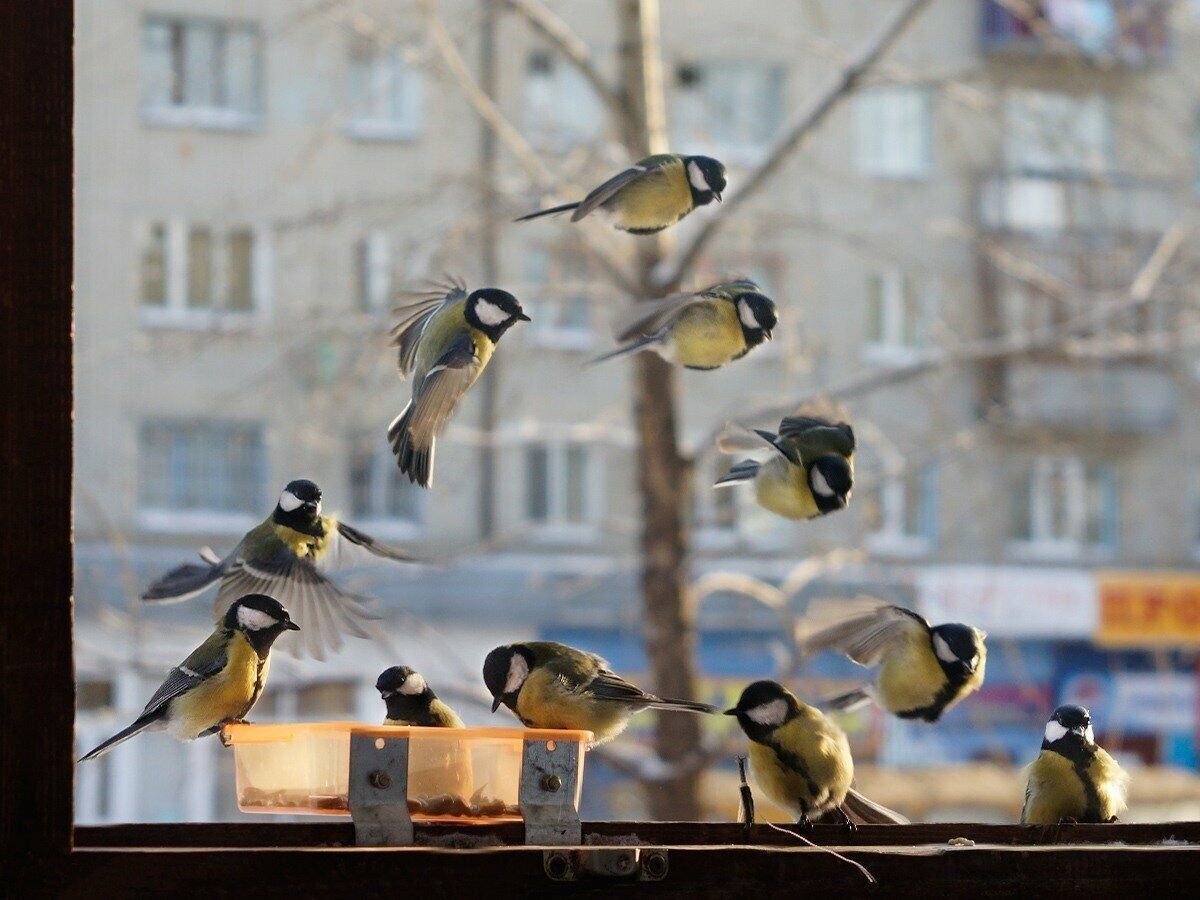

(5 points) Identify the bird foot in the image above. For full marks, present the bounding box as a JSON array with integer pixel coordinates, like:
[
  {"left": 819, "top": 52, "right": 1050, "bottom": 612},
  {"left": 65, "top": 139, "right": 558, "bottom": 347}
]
[
  {"left": 1058, "top": 816, "right": 1079, "bottom": 826},
  {"left": 795, "top": 814, "right": 814, "bottom": 832},
  {"left": 835, "top": 806, "right": 857, "bottom": 833},
  {"left": 1105, "top": 816, "right": 1119, "bottom": 824}
]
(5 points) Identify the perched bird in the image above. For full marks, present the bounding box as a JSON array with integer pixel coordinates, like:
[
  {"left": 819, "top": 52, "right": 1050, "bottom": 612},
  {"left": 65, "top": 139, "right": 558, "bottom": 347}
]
[
  {"left": 1022, "top": 705, "right": 1129, "bottom": 825},
  {"left": 142, "top": 479, "right": 416, "bottom": 660},
  {"left": 796, "top": 597, "right": 987, "bottom": 723},
  {"left": 80, "top": 594, "right": 299, "bottom": 761},
  {"left": 482, "top": 641, "right": 716, "bottom": 744},
  {"left": 515, "top": 154, "right": 726, "bottom": 234},
  {"left": 388, "top": 281, "right": 529, "bottom": 487},
  {"left": 589, "top": 280, "right": 777, "bottom": 370},
  {"left": 376, "top": 665, "right": 464, "bottom": 728},
  {"left": 724, "top": 680, "right": 855, "bottom": 826},
  {"left": 715, "top": 406, "right": 856, "bottom": 520}
]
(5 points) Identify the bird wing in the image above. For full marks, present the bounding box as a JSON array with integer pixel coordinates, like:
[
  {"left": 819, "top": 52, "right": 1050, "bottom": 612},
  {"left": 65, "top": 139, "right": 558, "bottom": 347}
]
[
  {"left": 389, "top": 280, "right": 468, "bottom": 377},
  {"left": 403, "top": 335, "right": 481, "bottom": 447},
  {"left": 324, "top": 520, "right": 421, "bottom": 567},
  {"left": 612, "top": 287, "right": 725, "bottom": 343},
  {"left": 570, "top": 158, "right": 671, "bottom": 222},
  {"left": 141, "top": 547, "right": 235, "bottom": 604},
  {"left": 794, "top": 596, "right": 930, "bottom": 666},
  {"left": 777, "top": 415, "right": 855, "bottom": 462},
  {"left": 139, "top": 630, "right": 230, "bottom": 718},
  {"left": 583, "top": 669, "right": 658, "bottom": 706}
]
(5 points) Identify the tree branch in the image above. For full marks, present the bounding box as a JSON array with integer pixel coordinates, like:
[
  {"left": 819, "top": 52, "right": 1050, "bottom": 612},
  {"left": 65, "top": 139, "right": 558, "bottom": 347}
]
[{"left": 656, "top": 0, "right": 935, "bottom": 292}]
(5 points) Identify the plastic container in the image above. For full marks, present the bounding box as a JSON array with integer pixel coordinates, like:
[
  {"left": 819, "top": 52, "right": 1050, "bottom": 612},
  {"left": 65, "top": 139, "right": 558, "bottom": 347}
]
[{"left": 224, "top": 722, "right": 590, "bottom": 823}]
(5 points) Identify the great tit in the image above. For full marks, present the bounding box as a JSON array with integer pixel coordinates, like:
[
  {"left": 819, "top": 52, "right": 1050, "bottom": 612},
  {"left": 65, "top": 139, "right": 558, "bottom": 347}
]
[
  {"left": 482, "top": 641, "right": 716, "bottom": 744},
  {"left": 589, "top": 280, "right": 777, "bottom": 370},
  {"left": 388, "top": 281, "right": 529, "bottom": 487},
  {"left": 80, "top": 594, "right": 299, "bottom": 761},
  {"left": 515, "top": 154, "right": 727, "bottom": 234},
  {"left": 715, "top": 407, "right": 855, "bottom": 520},
  {"left": 1022, "top": 705, "right": 1129, "bottom": 825},
  {"left": 142, "top": 479, "right": 416, "bottom": 661},
  {"left": 796, "top": 597, "right": 987, "bottom": 723},
  {"left": 376, "top": 665, "right": 465, "bottom": 728},
  {"left": 725, "top": 680, "right": 855, "bottom": 826}
]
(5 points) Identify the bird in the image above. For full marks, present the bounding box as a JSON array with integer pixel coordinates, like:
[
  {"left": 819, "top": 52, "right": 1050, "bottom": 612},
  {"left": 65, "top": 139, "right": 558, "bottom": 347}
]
[
  {"left": 387, "top": 280, "right": 529, "bottom": 487},
  {"left": 1022, "top": 705, "right": 1129, "bottom": 825},
  {"left": 482, "top": 641, "right": 716, "bottom": 744},
  {"left": 141, "top": 479, "right": 417, "bottom": 661},
  {"left": 715, "top": 404, "right": 855, "bottom": 520},
  {"left": 795, "top": 596, "right": 987, "bottom": 723},
  {"left": 588, "top": 279, "right": 777, "bottom": 370},
  {"left": 376, "top": 665, "right": 464, "bottom": 728},
  {"left": 79, "top": 594, "right": 299, "bottom": 761},
  {"left": 515, "top": 154, "right": 727, "bottom": 234},
  {"left": 724, "top": 680, "right": 856, "bottom": 827}
]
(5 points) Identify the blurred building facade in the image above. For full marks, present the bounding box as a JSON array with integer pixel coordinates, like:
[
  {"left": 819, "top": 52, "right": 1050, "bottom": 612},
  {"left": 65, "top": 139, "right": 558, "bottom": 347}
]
[{"left": 75, "top": 0, "right": 1200, "bottom": 823}]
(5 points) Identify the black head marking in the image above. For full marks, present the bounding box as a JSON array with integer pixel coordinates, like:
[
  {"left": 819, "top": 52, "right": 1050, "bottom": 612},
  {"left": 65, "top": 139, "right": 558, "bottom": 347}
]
[
  {"left": 930, "top": 623, "right": 984, "bottom": 678},
  {"left": 736, "top": 292, "right": 778, "bottom": 348},
  {"left": 465, "top": 288, "right": 530, "bottom": 342},
  {"left": 273, "top": 479, "right": 324, "bottom": 535},
  {"left": 808, "top": 455, "right": 853, "bottom": 514},
  {"left": 724, "top": 679, "right": 798, "bottom": 743},
  {"left": 225, "top": 593, "right": 300, "bottom": 656},
  {"left": 684, "top": 155, "right": 727, "bottom": 206}
]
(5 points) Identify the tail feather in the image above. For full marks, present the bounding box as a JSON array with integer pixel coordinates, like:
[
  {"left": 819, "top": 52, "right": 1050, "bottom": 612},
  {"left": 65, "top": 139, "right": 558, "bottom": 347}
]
[
  {"left": 821, "top": 687, "right": 874, "bottom": 713},
  {"left": 79, "top": 713, "right": 161, "bottom": 762},
  {"left": 514, "top": 201, "right": 580, "bottom": 223},
  {"left": 585, "top": 333, "right": 662, "bottom": 367},
  {"left": 388, "top": 404, "right": 435, "bottom": 488},
  {"left": 841, "top": 787, "right": 909, "bottom": 825},
  {"left": 647, "top": 697, "right": 718, "bottom": 715},
  {"left": 714, "top": 458, "right": 760, "bottom": 487}
]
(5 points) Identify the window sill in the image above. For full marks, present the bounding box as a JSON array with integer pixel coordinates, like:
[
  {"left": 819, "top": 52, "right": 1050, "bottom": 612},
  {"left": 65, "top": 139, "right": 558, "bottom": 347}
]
[
  {"left": 345, "top": 120, "right": 422, "bottom": 143},
  {"left": 865, "top": 532, "right": 932, "bottom": 558},
  {"left": 140, "top": 308, "right": 264, "bottom": 332},
  {"left": 141, "top": 107, "right": 263, "bottom": 133},
  {"left": 1006, "top": 540, "right": 1115, "bottom": 564},
  {"left": 525, "top": 523, "right": 602, "bottom": 546},
  {"left": 136, "top": 509, "right": 258, "bottom": 537}
]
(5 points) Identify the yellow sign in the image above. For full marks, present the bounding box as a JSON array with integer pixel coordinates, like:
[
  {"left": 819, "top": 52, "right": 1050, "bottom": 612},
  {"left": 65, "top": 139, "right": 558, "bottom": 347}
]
[{"left": 1096, "top": 572, "right": 1200, "bottom": 646}]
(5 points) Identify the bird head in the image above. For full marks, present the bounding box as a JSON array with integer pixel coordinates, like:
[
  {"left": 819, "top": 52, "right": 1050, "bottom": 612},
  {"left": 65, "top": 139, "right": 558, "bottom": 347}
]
[
  {"left": 465, "top": 288, "right": 530, "bottom": 340},
  {"left": 736, "top": 291, "right": 778, "bottom": 346},
  {"left": 808, "top": 455, "right": 853, "bottom": 514},
  {"left": 685, "top": 155, "right": 727, "bottom": 205},
  {"left": 376, "top": 665, "right": 428, "bottom": 700},
  {"left": 724, "top": 679, "right": 798, "bottom": 740},
  {"left": 1044, "top": 704, "right": 1095, "bottom": 750},
  {"left": 930, "top": 623, "right": 986, "bottom": 677},
  {"left": 225, "top": 593, "right": 300, "bottom": 654},
  {"left": 483, "top": 644, "right": 533, "bottom": 714},
  {"left": 274, "top": 479, "right": 323, "bottom": 531}
]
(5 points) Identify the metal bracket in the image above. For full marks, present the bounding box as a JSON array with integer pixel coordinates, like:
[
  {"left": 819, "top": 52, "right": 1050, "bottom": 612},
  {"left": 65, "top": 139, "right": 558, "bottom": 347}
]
[
  {"left": 348, "top": 733, "right": 413, "bottom": 846},
  {"left": 519, "top": 737, "right": 582, "bottom": 846},
  {"left": 543, "top": 848, "right": 669, "bottom": 882}
]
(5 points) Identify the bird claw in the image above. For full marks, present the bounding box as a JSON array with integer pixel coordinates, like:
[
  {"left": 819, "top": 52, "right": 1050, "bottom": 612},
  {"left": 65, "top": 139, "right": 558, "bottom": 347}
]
[
  {"left": 1058, "top": 816, "right": 1079, "bottom": 826},
  {"left": 795, "top": 814, "right": 813, "bottom": 831}
]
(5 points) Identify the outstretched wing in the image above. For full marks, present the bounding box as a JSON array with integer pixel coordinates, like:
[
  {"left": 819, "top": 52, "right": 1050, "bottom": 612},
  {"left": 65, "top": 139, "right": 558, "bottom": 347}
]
[
  {"left": 794, "top": 596, "right": 930, "bottom": 666},
  {"left": 571, "top": 156, "right": 674, "bottom": 222},
  {"left": 390, "top": 279, "right": 467, "bottom": 377},
  {"left": 330, "top": 521, "right": 419, "bottom": 565},
  {"left": 612, "top": 284, "right": 730, "bottom": 343},
  {"left": 139, "top": 630, "right": 230, "bottom": 718}
]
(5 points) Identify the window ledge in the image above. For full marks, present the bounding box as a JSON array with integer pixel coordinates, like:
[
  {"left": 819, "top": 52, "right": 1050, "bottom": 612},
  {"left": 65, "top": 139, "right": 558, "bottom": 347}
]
[
  {"left": 141, "top": 106, "right": 263, "bottom": 133},
  {"left": 865, "top": 532, "right": 932, "bottom": 558},
  {"left": 525, "top": 523, "right": 602, "bottom": 545},
  {"left": 861, "top": 343, "right": 928, "bottom": 368},
  {"left": 345, "top": 119, "right": 422, "bottom": 143},
  {"left": 137, "top": 509, "right": 258, "bottom": 537},
  {"left": 141, "top": 307, "right": 264, "bottom": 332},
  {"left": 1006, "top": 540, "right": 1115, "bottom": 564}
]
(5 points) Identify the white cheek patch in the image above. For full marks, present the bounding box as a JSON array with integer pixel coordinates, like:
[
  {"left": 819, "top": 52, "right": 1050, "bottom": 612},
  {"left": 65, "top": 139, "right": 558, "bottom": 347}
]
[
  {"left": 687, "top": 160, "right": 708, "bottom": 192},
  {"left": 278, "top": 490, "right": 302, "bottom": 512},
  {"left": 237, "top": 605, "right": 279, "bottom": 631},
  {"left": 810, "top": 468, "right": 835, "bottom": 498},
  {"left": 1083, "top": 724, "right": 1095, "bottom": 744},
  {"left": 746, "top": 698, "right": 788, "bottom": 726},
  {"left": 738, "top": 299, "right": 759, "bottom": 329},
  {"left": 933, "top": 633, "right": 957, "bottom": 664},
  {"left": 475, "top": 299, "right": 509, "bottom": 327},
  {"left": 400, "top": 673, "right": 427, "bottom": 696},
  {"left": 1044, "top": 720, "right": 1068, "bottom": 743},
  {"left": 503, "top": 654, "right": 529, "bottom": 695}
]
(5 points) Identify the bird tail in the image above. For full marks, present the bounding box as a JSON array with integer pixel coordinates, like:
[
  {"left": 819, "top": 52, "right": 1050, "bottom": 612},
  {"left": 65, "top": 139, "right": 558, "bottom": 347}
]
[
  {"left": 647, "top": 697, "right": 718, "bottom": 715},
  {"left": 79, "top": 713, "right": 160, "bottom": 762},
  {"left": 388, "top": 403, "right": 435, "bottom": 488},
  {"left": 585, "top": 333, "right": 661, "bottom": 367},
  {"left": 714, "top": 458, "right": 760, "bottom": 487},
  {"left": 716, "top": 422, "right": 777, "bottom": 454},
  {"left": 514, "top": 201, "right": 580, "bottom": 223},
  {"left": 141, "top": 551, "right": 223, "bottom": 604},
  {"left": 841, "top": 787, "right": 910, "bottom": 825},
  {"left": 821, "top": 687, "right": 874, "bottom": 713}
]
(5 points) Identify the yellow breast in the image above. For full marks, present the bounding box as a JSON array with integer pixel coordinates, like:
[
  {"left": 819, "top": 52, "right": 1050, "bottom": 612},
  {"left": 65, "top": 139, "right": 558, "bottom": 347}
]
[
  {"left": 748, "top": 712, "right": 853, "bottom": 819},
  {"left": 612, "top": 166, "right": 692, "bottom": 232},
  {"left": 877, "top": 631, "right": 948, "bottom": 714},
  {"left": 516, "top": 668, "right": 629, "bottom": 743},
  {"left": 169, "top": 633, "right": 267, "bottom": 740},
  {"left": 754, "top": 457, "right": 818, "bottom": 520},
  {"left": 669, "top": 302, "right": 745, "bottom": 369}
]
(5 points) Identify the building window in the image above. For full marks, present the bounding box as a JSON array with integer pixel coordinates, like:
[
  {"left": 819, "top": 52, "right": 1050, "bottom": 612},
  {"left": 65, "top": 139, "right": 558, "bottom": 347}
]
[
  {"left": 354, "top": 231, "right": 391, "bottom": 312},
  {"left": 139, "top": 221, "right": 272, "bottom": 328},
  {"left": 523, "top": 246, "right": 596, "bottom": 350},
  {"left": 867, "top": 465, "right": 938, "bottom": 556},
  {"left": 141, "top": 17, "right": 262, "bottom": 129},
  {"left": 1010, "top": 457, "right": 1117, "bottom": 558},
  {"left": 348, "top": 437, "right": 424, "bottom": 533},
  {"left": 138, "top": 420, "right": 266, "bottom": 530},
  {"left": 863, "top": 268, "right": 927, "bottom": 364},
  {"left": 347, "top": 37, "right": 424, "bottom": 140},
  {"left": 1004, "top": 90, "right": 1112, "bottom": 173},
  {"left": 673, "top": 61, "right": 785, "bottom": 161},
  {"left": 855, "top": 86, "right": 932, "bottom": 179},
  {"left": 524, "top": 50, "right": 605, "bottom": 150},
  {"left": 523, "top": 442, "right": 601, "bottom": 536}
]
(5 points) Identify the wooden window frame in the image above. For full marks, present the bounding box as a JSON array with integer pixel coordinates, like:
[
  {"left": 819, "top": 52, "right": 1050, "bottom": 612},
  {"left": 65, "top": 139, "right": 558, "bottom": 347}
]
[{"left": 5, "top": 2, "right": 1200, "bottom": 891}]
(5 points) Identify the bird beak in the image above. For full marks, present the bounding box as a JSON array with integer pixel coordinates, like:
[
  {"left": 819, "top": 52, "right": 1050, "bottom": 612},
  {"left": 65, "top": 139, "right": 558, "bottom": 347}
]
[
  {"left": 714, "top": 191, "right": 723, "bottom": 202},
  {"left": 379, "top": 690, "right": 394, "bottom": 699},
  {"left": 723, "top": 708, "right": 738, "bottom": 716},
  {"left": 515, "top": 311, "right": 532, "bottom": 322},
  {"left": 763, "top": 329, "right": 773, "bottom": 341},
  {"left": 283, "top": 619, "right": 301, "bottom": 631},
  {"left": 1071, "top": 724, "right": 1089, "bottom": 736},
  {"left": 303, "top": 501, "right": 318, "bottom": 512},
  {"left": 491, "top": 697, "right": 503, "bottom": 713}
]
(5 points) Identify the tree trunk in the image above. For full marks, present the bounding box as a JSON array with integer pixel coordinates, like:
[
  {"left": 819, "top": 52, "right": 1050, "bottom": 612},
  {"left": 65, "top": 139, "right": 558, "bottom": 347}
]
[{"left": 617, "top": 0, "right": 703, "bottom": 821}]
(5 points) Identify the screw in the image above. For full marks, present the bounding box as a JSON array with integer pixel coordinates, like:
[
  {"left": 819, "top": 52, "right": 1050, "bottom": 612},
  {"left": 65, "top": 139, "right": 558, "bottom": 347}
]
[
  {"left": 540, "top": 774, "right": 562, "bottom": 793},
  {"left": 643, "top": 850, "right": 668, "bottom": 879},
  {"left": 369, "top": 770, "right": 391, "bottom": 790},
  {"left": 614, "top": 852, "right": 634, "bottom": 872},
  {"left": 545, "top": 851, "right": 571, "bottom": 880}
]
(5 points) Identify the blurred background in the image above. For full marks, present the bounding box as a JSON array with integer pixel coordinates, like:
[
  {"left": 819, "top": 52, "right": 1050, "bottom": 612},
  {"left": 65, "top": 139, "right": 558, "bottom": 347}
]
[{"left": 74, "top": 0, "right": 1200, "bottom": 825}]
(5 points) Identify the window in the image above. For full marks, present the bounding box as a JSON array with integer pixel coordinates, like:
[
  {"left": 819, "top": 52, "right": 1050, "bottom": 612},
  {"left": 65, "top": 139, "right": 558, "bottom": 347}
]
[
  {"left": 867, "top": 465, "right": 938, "bottom": 555},
  {"left": 1010, "top": 457, "right": 1117, "bottom": 558},
  {"left": 673, "top": 61, "right": 785, "bottom": 160},
  {"left": 524, "top": 50, "right": 605, "bottom": 150},
  {"left": 354, "top": 231, "right": 391, "bottom": 312},
  {"left": 863, "top": 268, "right": 928, "bottom": 364},
  {"left": 1004, "top": 90, "right": 1112, "bottom": 173},
  {"left": 137, "top": 420, "right": 266, "bottom": 531},
  {"left": 523, "top": 442, "right": 601, "bottom": 537},
  {"left": 348, "top": 437, "right": 424, "bottom": 534},
  {"left": 139, "top": 221, "right": 272, "bottom": 327},
  {"left": 855, "top": 86, "right": 932, "bottom": 179},
  {"left": 141, "top": 17, "right": 262, "bottom": 129},
  {"left": 523, "top": 245, "right": 596, "bottom": 349},
  {"left": 347, "top": 37, "right": 424, "bottom": 140}
]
